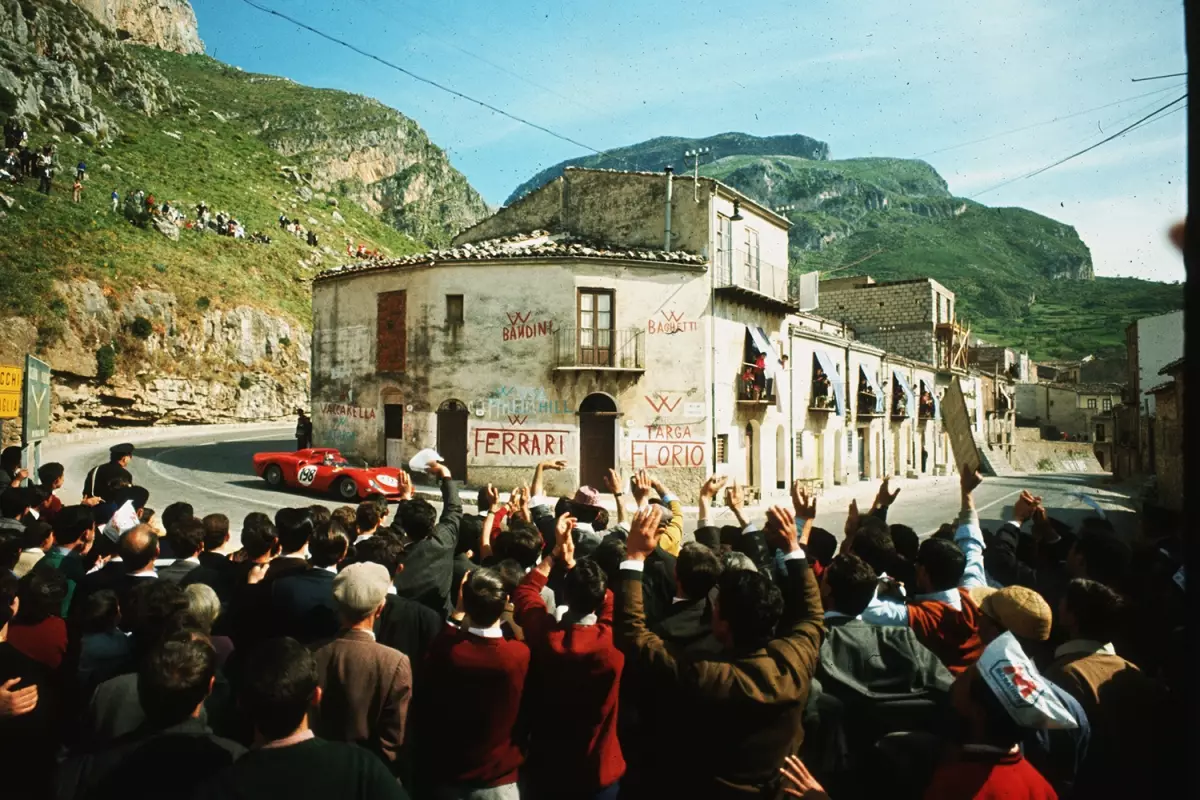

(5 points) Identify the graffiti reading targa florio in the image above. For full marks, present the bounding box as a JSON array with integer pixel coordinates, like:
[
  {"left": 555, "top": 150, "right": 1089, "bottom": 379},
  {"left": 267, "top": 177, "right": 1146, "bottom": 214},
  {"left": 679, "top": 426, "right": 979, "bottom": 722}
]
[{"left": 252, "top": 447, "right": 406, "bottom": 501}]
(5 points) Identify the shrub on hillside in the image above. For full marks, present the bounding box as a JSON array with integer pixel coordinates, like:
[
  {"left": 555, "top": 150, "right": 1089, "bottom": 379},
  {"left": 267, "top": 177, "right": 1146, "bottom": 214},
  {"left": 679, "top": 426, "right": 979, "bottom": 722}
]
[
  {"left": 239, "top": 375, "right": 252, "bottom": 390},
  {"left": 131, "top": 316, "right": 153, "bottom": 339},
  {"left": 96, "top": 344, "right": 116, "bottom": 383}
]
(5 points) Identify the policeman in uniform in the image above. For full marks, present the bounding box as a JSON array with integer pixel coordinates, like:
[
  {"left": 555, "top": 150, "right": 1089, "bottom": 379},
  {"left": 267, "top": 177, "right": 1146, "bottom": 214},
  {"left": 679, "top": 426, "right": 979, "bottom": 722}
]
[
  {"left": 295, "top": 409, "right": 313, "bottom": 450},
  {"left": 83, "top": 442, "right": 135, "bottom": 503}
]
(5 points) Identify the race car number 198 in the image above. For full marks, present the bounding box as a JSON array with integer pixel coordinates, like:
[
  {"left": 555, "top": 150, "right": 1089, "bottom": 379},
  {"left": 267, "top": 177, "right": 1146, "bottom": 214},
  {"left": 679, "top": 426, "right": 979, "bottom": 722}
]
[{"left": 297, "top": 465, "right": 319, "bottom": 486}]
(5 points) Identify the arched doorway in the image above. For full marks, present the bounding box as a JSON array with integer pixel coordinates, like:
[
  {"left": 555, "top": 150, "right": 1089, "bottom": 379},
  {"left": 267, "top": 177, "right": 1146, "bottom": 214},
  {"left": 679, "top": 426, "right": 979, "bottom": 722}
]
[
  {"left": 436, "top": 399, "right": 469, "bottom": 480},
  {"left": 579, "top": 393, "right": 617, "bottom": 489}
]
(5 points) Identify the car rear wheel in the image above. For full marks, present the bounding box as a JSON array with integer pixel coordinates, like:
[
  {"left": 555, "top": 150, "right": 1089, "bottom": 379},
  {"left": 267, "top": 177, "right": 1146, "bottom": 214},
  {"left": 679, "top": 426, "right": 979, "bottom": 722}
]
[
  {"left": 263, "top": 465, "right": 284, "bottom": 488},
  {"left": 334, "top": 477, "right": 359, "bottom": 501}
]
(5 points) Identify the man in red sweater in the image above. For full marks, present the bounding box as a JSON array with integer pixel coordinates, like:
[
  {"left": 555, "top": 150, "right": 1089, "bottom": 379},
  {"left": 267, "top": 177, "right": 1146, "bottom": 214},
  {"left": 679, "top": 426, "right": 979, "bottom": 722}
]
[
  {"left": 512, "top": 513, "right": 624, "bottom": 800},
  {"left": 415, "top": 567, "right": 530, "bottom": 799}
]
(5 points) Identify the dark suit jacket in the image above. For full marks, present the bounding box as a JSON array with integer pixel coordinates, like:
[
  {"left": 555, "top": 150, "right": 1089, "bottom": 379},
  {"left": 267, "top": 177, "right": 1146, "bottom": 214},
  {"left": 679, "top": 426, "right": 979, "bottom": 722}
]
[
  {"left": 373, "top": 593, "right": 442, "bottom": 665},
  {"left": 69, "top": 560, "right": 129, "bottom": 620},
  {"left": 271, "top": 567, "right": 339, "bottom": 644},
  {"left": 156, "top": 558, "right": 201, "bottom": 584},
  {"left": 652, "top": 597, "right": 722, "bottom": 656},
  {"left": 264, "top": 555, "right": 310, "bottom": 583},
  {"left": 313, "top": 629, "right": 413, "bottom": 770},
  {"left": 393, "top": 478, "right": 462, "bottom": 616}
]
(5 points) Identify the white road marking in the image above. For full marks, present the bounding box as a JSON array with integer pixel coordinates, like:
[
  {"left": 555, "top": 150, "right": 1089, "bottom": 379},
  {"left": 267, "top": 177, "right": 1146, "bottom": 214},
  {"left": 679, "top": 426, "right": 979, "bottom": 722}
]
[{"left": 145, "top": 443, "right": 295, "bottom": 511}]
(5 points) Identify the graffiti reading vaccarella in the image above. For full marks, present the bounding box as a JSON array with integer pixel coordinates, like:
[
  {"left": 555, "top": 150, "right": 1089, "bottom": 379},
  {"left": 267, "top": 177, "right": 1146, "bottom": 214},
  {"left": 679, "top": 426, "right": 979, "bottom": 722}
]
[
  {"left": 317, "top": 402, "right": 372, "bottom": 452},
  {"left": 502, "top": 311, "right": 554, "bottom": 342},
  {"left": 631, "top": 425, "right": 706, "bottom": 469},
  {"left": 471, "top": 386, "right": 574, "bottom": 419},
  {"left": 647, "top": 310, "right": 698, "bottom": 335}
]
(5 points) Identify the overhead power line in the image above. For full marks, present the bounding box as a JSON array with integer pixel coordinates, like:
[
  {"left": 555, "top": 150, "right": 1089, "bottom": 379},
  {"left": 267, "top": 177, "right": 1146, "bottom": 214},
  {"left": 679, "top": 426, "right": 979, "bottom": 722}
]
[
  {"left": 915, "top": 83, "right": 1184, "bottom": 159},
  {"left": 972, "top": 94, "right": 1186, "bottom": 198},
  {"left": 237, "top": 0, "right": 604, "bottom": 155},
  {"left": 1131, "top": 71, "right": 1187, "bottom": 82}
]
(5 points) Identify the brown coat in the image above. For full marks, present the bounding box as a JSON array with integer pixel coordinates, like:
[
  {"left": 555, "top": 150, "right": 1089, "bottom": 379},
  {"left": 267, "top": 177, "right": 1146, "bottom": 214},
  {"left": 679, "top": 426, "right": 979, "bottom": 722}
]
[
  {"left": 313, "top": 629, "right": 412, "bottom": 769},
  {"left": 618, "top": 554, "right": 824, "bottom": 798}
]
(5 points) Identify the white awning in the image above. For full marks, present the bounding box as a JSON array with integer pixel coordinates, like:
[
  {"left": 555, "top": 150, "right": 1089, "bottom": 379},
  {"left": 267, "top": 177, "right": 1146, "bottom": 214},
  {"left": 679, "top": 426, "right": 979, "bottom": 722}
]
[
  {"left": 746, "top": 326, "right": 781, "bottom": 378},
  {"left": 814, "top": 350, "right": 846, "bottom": 415},
  {"left": 859, "top": 364, "right": 885, "bottom": 414},
  {"left": 893, "top": 370, "right": 916, "bottom": 418}
]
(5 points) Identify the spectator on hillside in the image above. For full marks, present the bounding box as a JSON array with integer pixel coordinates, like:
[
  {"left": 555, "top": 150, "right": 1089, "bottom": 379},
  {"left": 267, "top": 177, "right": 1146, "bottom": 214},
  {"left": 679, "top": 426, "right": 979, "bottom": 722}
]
[
  {"left": 72, "top": 178, "right": 81, "bottom": 203},
  {"left": 312, "top": 562, "right": 412, "bottom": 773},
  {"left": 194, "top": 638, "right": 408, "bottom": 800},
  {"left": 111, "top": 189, "right": 119, "bottom": 212},
  {"left": 618, "top": 499, "right": 823, "bottom": 798}
]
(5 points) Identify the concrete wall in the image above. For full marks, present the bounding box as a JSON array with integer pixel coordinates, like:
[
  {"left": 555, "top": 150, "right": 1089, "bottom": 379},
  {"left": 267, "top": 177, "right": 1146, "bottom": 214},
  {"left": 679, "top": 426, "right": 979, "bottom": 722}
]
[
  {"left": 453, "top": 178, "right": 563, "bottom": 244},
  {"left": 1151, "top": 382, "right": 1182, "bottom": 511},
  {"left": 1135, "top": 310, "right": 1183, "bottom": 415}
]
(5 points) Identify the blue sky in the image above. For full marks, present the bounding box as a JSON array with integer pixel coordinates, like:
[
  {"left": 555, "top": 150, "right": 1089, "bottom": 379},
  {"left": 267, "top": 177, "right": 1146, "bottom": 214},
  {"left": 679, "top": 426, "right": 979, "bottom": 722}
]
[{"left": 194, "top": 0, "right": 1186, "bottom": 281}]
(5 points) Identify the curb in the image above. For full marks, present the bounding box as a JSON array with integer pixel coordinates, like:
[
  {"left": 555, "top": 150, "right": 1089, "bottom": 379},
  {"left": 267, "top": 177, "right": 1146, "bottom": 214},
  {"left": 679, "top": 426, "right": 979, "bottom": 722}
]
[{"left": 41, "top": 420, "right": 294, "bottom": 449}]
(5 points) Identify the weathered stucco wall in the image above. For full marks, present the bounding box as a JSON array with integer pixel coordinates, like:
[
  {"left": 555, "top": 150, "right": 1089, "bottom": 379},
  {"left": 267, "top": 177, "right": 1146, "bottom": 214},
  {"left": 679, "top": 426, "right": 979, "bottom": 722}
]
[{"left": 452, "top": 178, "right": 563, "bottom": 245}]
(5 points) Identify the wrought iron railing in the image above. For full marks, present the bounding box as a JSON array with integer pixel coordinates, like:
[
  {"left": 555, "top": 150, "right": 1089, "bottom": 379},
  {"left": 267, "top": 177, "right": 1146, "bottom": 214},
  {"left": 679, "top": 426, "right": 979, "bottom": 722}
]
[
  {"left": 714, "top": 248, "right": 791, "bottom": 302},
  {"left": 551, "top": 326, "right": 645, "bottom": 369}
]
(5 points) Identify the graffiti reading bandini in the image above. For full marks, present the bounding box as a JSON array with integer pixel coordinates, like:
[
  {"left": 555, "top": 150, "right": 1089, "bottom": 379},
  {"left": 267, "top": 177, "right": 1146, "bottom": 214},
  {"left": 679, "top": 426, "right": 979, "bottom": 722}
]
[{"left": 502, "top": 312, "right": 553, "bottom": 342}]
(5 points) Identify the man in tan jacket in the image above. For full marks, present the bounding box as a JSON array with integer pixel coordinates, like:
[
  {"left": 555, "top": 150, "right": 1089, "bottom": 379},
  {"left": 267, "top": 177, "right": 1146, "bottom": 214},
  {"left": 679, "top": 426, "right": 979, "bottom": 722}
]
[{"left": 618, "top": 496, "right": 824, "bottom": 799}]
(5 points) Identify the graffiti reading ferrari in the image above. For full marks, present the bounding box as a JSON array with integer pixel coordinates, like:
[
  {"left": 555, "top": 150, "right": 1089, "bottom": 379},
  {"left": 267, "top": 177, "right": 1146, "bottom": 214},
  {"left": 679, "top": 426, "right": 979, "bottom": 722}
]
[{"left": 252, "top": 448, "right": 405, "bottom": 501}]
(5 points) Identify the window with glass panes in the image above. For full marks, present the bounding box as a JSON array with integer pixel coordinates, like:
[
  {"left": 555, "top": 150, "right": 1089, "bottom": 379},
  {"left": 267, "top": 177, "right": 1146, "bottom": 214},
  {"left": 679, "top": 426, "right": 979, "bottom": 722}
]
[
  {"left": 577, "top": 289, "right": 613, "bottom": 366},
  {"left": 1102, "top": 398, "right": 1112, "bottom": 411},
  {"left": 716, "top": 214, "right": 733, "bottom": 284},
  {"left": 744, "top": 227, "right": 760, "bottom": 289}
]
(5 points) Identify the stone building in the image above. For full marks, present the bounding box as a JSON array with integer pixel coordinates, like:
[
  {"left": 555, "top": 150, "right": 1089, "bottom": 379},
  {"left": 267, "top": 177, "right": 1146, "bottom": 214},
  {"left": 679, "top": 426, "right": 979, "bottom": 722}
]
[
  {"left": 1015, "top": 383, "right": 1123, "bottom": 441},
  {"left": 1145, "top": 357, "right": 1183, "bottom": 513},
  {"left": 1112, "top": 309, "right": 1184, "bottom": 480},
  {"left": 309, "top": 168, "right": 970, "bottom": 501}
]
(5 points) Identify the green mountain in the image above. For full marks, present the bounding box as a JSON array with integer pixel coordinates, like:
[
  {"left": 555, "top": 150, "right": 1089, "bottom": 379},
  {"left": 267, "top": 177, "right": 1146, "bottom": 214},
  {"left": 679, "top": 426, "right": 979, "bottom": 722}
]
[
  {"left": 510, "top": 136, "right": 1183, "bottom": 361},
  {"left": 0, "top": 0, "right": 487, "bottom": 431}
]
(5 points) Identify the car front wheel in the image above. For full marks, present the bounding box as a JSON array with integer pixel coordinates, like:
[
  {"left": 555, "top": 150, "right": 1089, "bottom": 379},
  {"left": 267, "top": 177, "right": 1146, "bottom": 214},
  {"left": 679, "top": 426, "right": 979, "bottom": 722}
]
[
  {"left": 264, "top": 465, "right": 284, "bottom": 488},
  {"left": 334, "top": 477, "right": 359, "bottom": 501}
]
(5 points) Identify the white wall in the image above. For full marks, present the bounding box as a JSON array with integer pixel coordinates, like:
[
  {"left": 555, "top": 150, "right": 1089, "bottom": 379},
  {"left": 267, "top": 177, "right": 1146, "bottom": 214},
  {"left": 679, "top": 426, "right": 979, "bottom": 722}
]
[{"left": 1136, "top": 310, "right": 1183, "bottom": 415}]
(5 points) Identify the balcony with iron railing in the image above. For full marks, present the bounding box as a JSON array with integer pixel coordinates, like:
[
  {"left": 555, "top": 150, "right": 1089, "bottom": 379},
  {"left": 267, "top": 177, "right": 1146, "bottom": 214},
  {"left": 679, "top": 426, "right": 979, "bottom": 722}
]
[
  {"left": 714, "top": 248, "right": 795, "bottom": 313},
  {"left": 737, "top": 362, "right": 777, "bottom": 405},
  {"left": 551, "top": 326, "right": 645, "bottom": 373}
]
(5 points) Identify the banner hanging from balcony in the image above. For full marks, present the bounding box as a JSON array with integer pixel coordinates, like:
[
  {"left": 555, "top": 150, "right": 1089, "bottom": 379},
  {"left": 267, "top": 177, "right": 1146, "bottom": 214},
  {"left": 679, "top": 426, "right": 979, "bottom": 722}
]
[
  {"left": 893, "top": 370, "right": 916, "bottom": 418},
  {"left": 746, "top": 326, "right": 781, "bottom": 379},
  {"left": 859, "top": 364, "right": 885, "bottom": 414},
  {"left": 814, "top": 350, "right": 845, "bottom": 416}
]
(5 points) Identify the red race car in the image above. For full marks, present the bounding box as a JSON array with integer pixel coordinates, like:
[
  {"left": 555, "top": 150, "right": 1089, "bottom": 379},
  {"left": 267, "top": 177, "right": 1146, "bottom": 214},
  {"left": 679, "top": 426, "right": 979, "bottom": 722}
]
[{"left": 252, "top": 448, "right": 405, "bottom": 502}]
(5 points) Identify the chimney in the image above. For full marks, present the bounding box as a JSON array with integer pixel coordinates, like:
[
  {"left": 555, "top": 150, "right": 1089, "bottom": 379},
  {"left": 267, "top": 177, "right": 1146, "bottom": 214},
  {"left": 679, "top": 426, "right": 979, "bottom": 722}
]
[{"left": 664, "top": 165, "right": 674, "bottom": 251}]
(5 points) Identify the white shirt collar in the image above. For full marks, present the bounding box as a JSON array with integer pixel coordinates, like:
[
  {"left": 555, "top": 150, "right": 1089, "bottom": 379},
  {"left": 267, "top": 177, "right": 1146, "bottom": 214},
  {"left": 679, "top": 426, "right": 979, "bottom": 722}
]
[
  {"left": 914, "top": 588, "right": 962, "bottom": 610},
  {"left": 387, "top": 584, "right": 397, "bottom": 595},
  {"left": 21, "top": 547, "right": 43, "bottom": 555},
  {"left": 1054, "top": 639, "right": 1116, "bottom": 660},
  {"left": 467, "top": 625, "right": 504, "bottom": 638},
  {"left": 319, "top": 565, "right": 337, "bottom": 574},
  {"left": 552, "top": 606, "right": 598, "bottom": 626},
  {"left": 130, "top": 568, "right": 158, "bottom": 577},
  {"left": 182, "top": 556, "right": 201, "bottom": 565},
  {"left": 823, "top": 610, "right": 859, "bottom": 620},
  {"left": 354, "top": 533, "right": 375, "bottom": 544}
]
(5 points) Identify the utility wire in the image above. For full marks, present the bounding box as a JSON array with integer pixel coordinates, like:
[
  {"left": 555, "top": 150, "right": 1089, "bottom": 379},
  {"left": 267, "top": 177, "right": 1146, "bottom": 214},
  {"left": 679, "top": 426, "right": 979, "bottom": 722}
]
[
  {"left": 972, "top": 94, "right": 1186, "bottom": 197},
  {"left": 237, "top": 0, "right": 604, "bottom": 155},
  {"left": 915, "top": 84, "right": 1183, "bottom": 158},
  {"left": 1131, "top": 71, "right": 1187, "bottom": 82}
]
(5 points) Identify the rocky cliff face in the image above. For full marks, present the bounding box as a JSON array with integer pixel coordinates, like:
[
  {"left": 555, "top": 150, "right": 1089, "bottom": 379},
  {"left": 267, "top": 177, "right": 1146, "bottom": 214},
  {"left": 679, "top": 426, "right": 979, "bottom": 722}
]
[{"left": 70, "top": 0, "right": 202, "bottom": 54}]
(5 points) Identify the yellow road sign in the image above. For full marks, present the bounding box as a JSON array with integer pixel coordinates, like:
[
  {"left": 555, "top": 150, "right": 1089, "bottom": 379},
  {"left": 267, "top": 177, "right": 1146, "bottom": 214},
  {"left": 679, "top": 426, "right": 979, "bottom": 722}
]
[{"left": 0, "top": 364, "right": 21, "bottom": 420}]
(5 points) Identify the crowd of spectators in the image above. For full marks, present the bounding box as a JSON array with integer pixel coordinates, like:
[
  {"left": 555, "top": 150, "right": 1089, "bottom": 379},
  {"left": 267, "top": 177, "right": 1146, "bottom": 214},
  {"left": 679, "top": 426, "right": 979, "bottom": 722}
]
[{"left": 0, "top": 441, "right": 1185, "bottom": 799}]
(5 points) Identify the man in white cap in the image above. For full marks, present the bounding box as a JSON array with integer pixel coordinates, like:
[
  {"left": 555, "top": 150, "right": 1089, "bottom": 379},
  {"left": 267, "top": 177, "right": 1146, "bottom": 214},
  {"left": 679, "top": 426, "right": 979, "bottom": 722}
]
[
  {"left": 925, "top": 632, "right": 1074, "bottom": 798},
  {"left": 312, "top": 562, "right": 412, "bottom": 776}
]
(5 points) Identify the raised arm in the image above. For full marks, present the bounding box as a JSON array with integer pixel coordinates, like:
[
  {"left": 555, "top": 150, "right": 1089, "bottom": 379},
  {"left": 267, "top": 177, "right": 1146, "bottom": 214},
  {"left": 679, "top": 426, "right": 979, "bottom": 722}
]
[
  {"left": 954, "top": 465, "right": 987, "bottom": 589},
  {"left": 649, "top": 475, "right": 683, "bottom": 557},
  {"left": 868, "top": 478, "right": 900, "bottom": 523},
  {"left": 725, "top": 481, "right": 751, "bottom": 530},
  {"left": 603, "top": 468, "right": 627, "bottom": 526},
  {"left": 697, "top": 474, "right": 728, "bottom": 529},
  {"left": 530, "top": 459, "right": 566, "bottom": 501},
  {"left": 480, "top": 484, "right": 500, "bottom": 562},
  {"left": 429, "top": 461, "right": 461, "bottom": 541},
  {"left": 616, "top": 505, "right": 683, "bottom": 682}
]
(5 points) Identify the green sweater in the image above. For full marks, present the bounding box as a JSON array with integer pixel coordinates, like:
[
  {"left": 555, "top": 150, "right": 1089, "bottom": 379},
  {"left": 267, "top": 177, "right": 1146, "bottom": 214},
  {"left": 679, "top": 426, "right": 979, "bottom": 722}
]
[{"left": 194, "top": 736, "right": 409, "bottom": 800}]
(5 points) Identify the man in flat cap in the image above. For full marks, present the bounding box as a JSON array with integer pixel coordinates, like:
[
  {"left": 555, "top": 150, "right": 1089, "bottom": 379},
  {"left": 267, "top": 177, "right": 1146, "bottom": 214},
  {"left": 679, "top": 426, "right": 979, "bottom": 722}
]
[
  {"left": 83, "top": 443, "right": 135, "bottom": 504},
  {"left": 312, "top": 562, "right": 413, "bottom": 775}
]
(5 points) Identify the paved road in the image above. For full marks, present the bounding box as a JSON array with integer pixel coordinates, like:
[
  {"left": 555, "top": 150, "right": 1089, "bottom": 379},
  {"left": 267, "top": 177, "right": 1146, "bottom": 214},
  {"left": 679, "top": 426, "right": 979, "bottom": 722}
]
[{"left": 44, "top": 425, "right": 1137, "bottom": 546}]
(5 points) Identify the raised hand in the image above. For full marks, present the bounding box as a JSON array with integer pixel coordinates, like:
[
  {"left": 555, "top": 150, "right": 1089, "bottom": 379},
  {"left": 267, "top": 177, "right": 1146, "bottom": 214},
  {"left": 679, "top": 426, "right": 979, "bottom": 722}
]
[
  {"left": 626, "top": 504, "right": 664, "bottom": 561},
  {"left": 0, "top": 679, "right": 37, "bottom": 719},
  {"left": 701, "top": 475, "right": 728, "bottom": 501},
  {"left": 554, "top": 512, "right": 576, "bottom": 547},
  {"left": 428, "top": 460, "right": 451, "bottom": 479},
  {"left": 843, "top": 498, "right": 861, "bottom": 541},
  {"left": 960, "top": 463, "right": 983, "bottom": 494},
  {"left": 247, "top": 563, "right": 270, "bottom": 585},
  {"left": 780, "top": 754, "right": 826, "bottom": 799},
  {"left": 482, "top": 483, "right": 500, "bottom": 512},
  {"left": 602, "top": 468, "right": 622, "bottom": 495},
  {"left": 1014, "top": 489, "right": 1042, "bottom": 524},
  {"left": 725, "top": 480, "right": 744, "bottom": 511},
  {"left": 872, "top": 477, "right": 900, "bottom": 511},
  {"left": 630, "top": 469, "right": 652, "bottom": 507},
  {"left": 541, "top": 459, "right": 568, "bottom": 472},
  {"left": 792, "top": 487, "right": 817, "bottom": 521},
  {"left": 765, "top": 505, "right": 800, "bottom": 553},
  {"left": 396, "top": 469, "right": 414, "bottom": 501}
]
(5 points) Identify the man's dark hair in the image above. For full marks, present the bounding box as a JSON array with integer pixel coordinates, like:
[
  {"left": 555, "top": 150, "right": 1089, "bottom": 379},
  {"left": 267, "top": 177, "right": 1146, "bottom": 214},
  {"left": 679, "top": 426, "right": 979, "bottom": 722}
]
[
  {"left": 16, "top": 567, "right": 67, "bottom": 622},
  {"left": 355, "top": 502, "right": 379, "bottom": 534},
  {"left": 717, "top": 569, "right": 783, "bottom": 651},
  {"left": 20, "top": 520, "right": 51, "bottom": 551},
  {"left": 364, "top": 493, "right": 389, "bottom": 520},
  {"left": 969, "top": 665, "right": 1023, "bottom": 747},
  {"left": 495, "top": 521, "right": 542, "bottom": 569},
  {"left": 563, "top": 557, "right": 607, "bottom": 617},
  {"left": 125, "top": 580, "right": 189, "bottom": 643},
  {"left": 243, "top": 637, "right": 319, "bottom": 740},
  {"left": 1063, "top": 578, "right": 1125, "bottom": 641},
  {"left": 241, "top": 520, "right": 279, "bottom": 560},
  {"left": 119, "top": 526, "right": 159, "bottom": 572},
  {"left": 594, "top": 536, "right": 627, "bottom": 590},
  {"left": 492, "top": 559, "right": 523, "bottom": 595},
  {"left": 0, "top": 446, "right": 20, "bottom": 471},
  {"left": 917, "top": 537, "right": 966, "bottom": 591},
  {"left": 77, "top": 589, "right": 121, "bottom": 634},
  {"left": 592, "top": 507, "right": 610, "bottom": 532},
  {"left": 242, "top": 511, "right": 271, "bottom": 538},
  {"left": 457, "top": 514, "right": 481, "bottom": 556},
  {"left": 161, "top": 501, "right": 194, "bottom": 534},
  {"left": 168, "top": 518, "right": 205, "bottom": 559},
  {"left": 0, "top": 488, "right": 31, "bottom": 519},
  {"left": 849, "top": 527, "right": 898, "bottom": 577},
  {"left": 889, "top": 524, "right": 920, "bottom": 563},
  {"left": 0, "top": 572, "right": 18, "bottom": 629},
  {"left": 138, "top": 632, "right": 217, "bottom": 728},
  {"left": 0, "top": 532, "right": 19, "bottom": 573},
  {"left": 1073, "top": 531, "right": 1132, "bottom": 588},
  {"left": 330, "top": 506, "right": 356, "bottom": 533},
  {"left": 37, "top": 462, "right": 64, "bottom": 486},
  {"left": 353, "top": 532, "right": 406, "bottom": 576},
  {"left": 308, "top": 505, "right": 332, "bottom": 526},
  {"left": 396, "top": 498, "right": 437, "bottom": 540},
  {"left": 309, "top": 522, "right": 350, "bottom": 569},
  {"left": 462, "top": 567, "right": 508, "bottom": 627},
  {"left": 932, "top": 523, "right": 956, "bottom": 542},
  {"left": 475, "top": 491, "right": 492, "bottom": 514},
  {"left": 807, "top": 527, "right": 838, "bottom": 567},
  {"left": 201, "top": 514, "right": 229, "bottom": 552},
  {"left": 676, "top": 542, "right": 722, "bottom": 599},
  {"left": 275, "top": 508, "right": 314, "bottom": 555},
  {"left": 825, "top": 553, "right": 879, "bottom": 617}
]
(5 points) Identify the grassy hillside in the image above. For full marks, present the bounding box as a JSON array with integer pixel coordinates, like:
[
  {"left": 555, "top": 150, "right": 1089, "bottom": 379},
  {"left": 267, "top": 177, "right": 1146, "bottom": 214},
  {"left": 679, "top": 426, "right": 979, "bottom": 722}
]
[{"left": 0, "top": 48, "right": 428, "bottom": 330}]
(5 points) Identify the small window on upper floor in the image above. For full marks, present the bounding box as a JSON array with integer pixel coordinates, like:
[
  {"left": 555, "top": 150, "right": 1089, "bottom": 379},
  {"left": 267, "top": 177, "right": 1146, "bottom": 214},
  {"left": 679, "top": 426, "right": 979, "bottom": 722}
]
[
  {"left": 1087, "top": 398, "right": 1098, "bottom": 409},
  {"left": 1102, "top": 398, "right": 1112, "bottom": 411},
  {"left": 446, "top": 294, "right": 464, "bottom": 326}
]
